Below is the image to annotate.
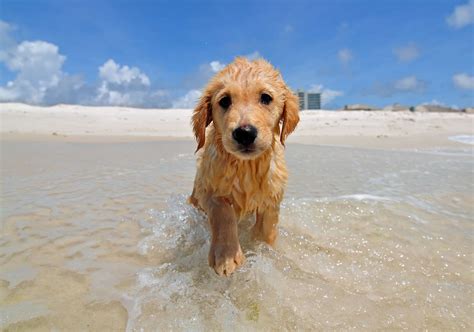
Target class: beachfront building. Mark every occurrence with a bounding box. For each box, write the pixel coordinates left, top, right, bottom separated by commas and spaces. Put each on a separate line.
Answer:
295, 90, 321, 110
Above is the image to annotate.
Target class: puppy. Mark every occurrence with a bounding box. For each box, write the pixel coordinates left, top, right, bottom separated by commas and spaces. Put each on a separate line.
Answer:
189, 57, 299, 276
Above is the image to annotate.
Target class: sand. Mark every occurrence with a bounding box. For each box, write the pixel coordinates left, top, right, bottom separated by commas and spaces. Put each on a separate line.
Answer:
1, 102, 473, 149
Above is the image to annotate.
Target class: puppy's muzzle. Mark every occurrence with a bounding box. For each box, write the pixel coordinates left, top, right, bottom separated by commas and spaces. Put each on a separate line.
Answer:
232, 125, 258, 146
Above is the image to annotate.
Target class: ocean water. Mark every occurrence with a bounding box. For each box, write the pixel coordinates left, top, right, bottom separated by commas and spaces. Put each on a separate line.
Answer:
449, 135, 474, 145
1, 140, 473, 330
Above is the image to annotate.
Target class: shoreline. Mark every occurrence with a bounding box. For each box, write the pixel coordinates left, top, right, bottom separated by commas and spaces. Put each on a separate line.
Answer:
1, 102, 473, 149
2, 133, 472, 151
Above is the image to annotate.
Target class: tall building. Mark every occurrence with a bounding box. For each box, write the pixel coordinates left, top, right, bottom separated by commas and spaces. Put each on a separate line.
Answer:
297, 91, 305, 110
295, 90, 321, 110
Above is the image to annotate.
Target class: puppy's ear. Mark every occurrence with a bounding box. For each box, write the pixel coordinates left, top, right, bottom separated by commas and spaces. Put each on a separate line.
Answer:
280, 88, 300, 145
192, 88, 213, 151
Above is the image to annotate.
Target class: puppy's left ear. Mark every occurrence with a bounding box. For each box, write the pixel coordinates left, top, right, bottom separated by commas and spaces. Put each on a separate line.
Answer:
280, 88, 300, 145
192, 88, 213, 152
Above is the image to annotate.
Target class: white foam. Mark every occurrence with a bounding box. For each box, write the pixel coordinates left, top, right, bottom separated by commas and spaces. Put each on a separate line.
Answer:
448, 135, 474, 145
123, 194, 473, 330
337, 194, 393, 202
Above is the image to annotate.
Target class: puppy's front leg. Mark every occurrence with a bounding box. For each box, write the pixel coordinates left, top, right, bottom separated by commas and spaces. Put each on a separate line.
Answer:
253, 205, 280, 245
206, 196, 245, 276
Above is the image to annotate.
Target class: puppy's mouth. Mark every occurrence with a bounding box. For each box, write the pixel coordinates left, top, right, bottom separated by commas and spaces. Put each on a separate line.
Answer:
230, 143, 265, 160
238, 145, 256, 154
222, 140, 260, 159
222, 134, 266, 160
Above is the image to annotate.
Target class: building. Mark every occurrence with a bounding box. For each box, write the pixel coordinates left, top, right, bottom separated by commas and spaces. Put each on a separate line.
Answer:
295, 90, 321, 110
307, 92, 321, 109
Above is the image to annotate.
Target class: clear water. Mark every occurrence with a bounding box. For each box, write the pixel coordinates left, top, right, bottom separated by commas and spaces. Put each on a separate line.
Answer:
1, 140, 473, 330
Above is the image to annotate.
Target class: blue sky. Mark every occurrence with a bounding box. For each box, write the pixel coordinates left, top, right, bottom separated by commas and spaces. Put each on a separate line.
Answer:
0, 0, 473, 109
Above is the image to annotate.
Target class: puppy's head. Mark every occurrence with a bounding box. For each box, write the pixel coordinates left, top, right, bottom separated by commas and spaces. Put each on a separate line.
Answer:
192, 57, 299, 159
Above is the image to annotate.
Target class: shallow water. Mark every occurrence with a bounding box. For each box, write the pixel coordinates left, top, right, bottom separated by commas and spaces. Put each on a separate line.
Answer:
449, 135, 474, 145
1, 140, 473, 330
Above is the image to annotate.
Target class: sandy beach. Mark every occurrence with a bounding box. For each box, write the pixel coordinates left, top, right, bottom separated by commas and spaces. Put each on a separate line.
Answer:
1, 103, 473, 330
1, 102, 473, 149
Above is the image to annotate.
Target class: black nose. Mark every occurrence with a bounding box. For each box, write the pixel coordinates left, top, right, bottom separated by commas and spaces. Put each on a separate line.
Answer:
232, 125, 258, 146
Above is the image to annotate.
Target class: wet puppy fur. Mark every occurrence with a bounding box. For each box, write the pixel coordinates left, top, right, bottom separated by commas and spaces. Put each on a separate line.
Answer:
189, 57, 299, 276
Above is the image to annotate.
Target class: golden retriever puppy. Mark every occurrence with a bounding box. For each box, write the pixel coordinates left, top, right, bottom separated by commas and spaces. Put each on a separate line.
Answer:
189, 57, 299, 276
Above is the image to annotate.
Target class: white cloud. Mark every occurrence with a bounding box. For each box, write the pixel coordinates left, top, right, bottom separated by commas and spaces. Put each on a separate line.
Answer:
338, 48, 352, 65
370, 76, 427, 97
0, 20, 16, 62
0, 82, 19, 101
93, 59, 171, 107
447, 0, 474, 28
0, 26, 170, 107
0, 22, 92, 105
98, 59, 150, 86
308, 84, 344, 106
0, 20, 12, 41
209, 61, 225, 73
394, 43, 420, 62
201, 60, 224, 74
0, 20, 174, 107
183, 60, 226, 88
5, 41, 65, 74
421, 99, 460, 110
95, 59, 158, 106
0, 40, 67, 104
394, 76, 425, 91
422, 99, 446, 106
243, 51, 262, 61
0, 44, 207, 108
172, 89, 202, 108
453, 73, 474, 90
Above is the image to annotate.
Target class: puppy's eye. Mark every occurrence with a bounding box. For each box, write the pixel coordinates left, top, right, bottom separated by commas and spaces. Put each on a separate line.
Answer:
218, 96, 232, 109
260, 93, 273, 105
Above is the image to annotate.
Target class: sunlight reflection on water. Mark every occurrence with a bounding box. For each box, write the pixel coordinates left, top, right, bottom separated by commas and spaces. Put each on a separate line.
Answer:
1, 141, 473, 330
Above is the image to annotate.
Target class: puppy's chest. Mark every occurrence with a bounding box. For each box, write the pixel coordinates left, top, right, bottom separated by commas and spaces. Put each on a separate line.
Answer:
227, 159, 282, 214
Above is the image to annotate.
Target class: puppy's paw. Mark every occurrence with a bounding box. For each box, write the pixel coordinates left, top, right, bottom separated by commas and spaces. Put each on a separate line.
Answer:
208, 242, 245, 276
251, 225, 277, 246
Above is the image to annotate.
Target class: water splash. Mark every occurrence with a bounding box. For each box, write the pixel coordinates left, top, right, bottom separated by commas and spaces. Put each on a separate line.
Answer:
123, 194, 472, 330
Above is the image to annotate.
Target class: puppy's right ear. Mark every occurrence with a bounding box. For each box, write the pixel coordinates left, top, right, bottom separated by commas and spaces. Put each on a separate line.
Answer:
192, 89, 212, 152
280, 88, 300, 145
